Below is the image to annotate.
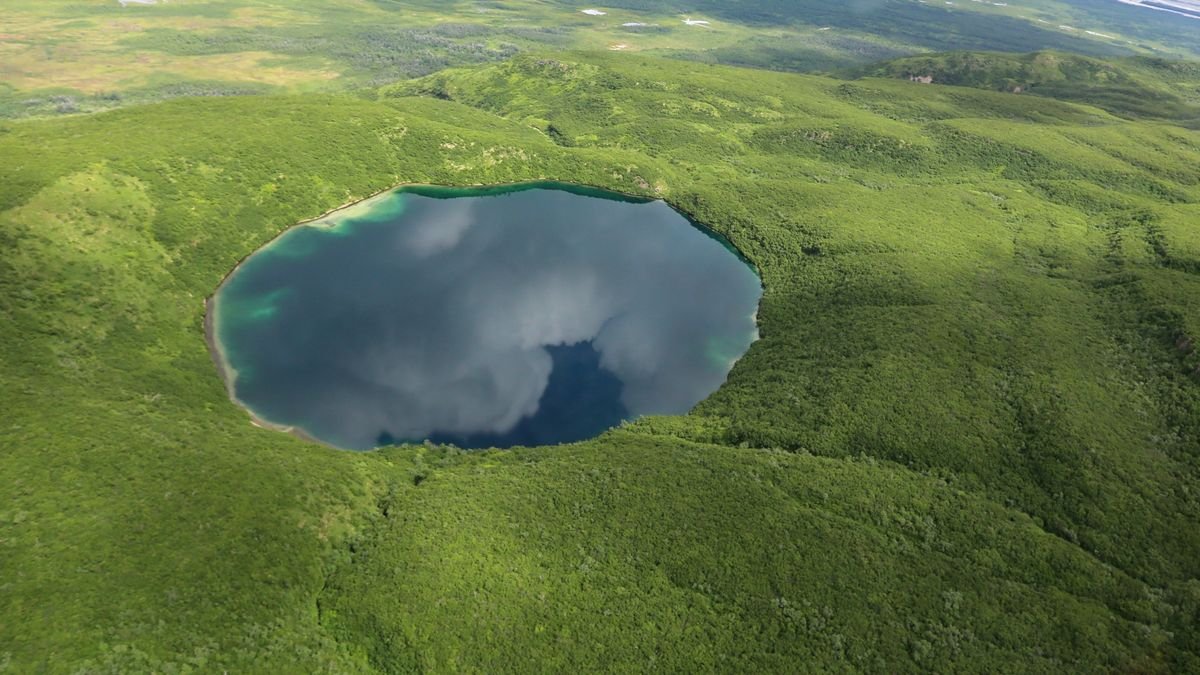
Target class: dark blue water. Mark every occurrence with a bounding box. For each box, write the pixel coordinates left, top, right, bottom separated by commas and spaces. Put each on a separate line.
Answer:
212, 183, 761, 450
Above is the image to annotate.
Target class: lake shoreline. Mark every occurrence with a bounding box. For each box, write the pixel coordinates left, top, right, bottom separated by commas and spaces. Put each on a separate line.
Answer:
202, 179, 764, 452
204, 294, 334, 448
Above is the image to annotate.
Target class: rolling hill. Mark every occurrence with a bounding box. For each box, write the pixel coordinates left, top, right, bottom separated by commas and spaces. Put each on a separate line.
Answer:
862, 50, 1200, 125
2, 51, 1199, 671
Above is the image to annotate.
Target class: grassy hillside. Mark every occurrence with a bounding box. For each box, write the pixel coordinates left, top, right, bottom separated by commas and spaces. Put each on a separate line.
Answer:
862, 50, 1200, 125
2, 52, 1200, 671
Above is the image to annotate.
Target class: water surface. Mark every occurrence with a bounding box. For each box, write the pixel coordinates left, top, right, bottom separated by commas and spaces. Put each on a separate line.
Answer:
212, 183, 761, 450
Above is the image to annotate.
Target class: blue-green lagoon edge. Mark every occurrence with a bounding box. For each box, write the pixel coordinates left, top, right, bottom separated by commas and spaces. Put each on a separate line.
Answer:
209, 182, 762, 450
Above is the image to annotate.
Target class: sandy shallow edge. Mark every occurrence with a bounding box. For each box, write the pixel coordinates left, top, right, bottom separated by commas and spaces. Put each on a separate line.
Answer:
204, 294, 331, 447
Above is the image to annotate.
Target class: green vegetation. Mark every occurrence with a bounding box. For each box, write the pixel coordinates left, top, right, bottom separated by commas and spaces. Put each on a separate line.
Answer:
4, 0, 1199, 119
862, 51, 1200, 126
2, 49, 1199, 671
659, 0, 1200, 58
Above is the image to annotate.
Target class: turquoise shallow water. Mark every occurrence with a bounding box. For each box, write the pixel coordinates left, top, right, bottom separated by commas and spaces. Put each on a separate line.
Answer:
212, 183, 762, 450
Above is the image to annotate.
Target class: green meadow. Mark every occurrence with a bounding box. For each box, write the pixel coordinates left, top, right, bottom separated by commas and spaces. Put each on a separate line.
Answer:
4, 0, 1200, 119
2, 46, 1199, 670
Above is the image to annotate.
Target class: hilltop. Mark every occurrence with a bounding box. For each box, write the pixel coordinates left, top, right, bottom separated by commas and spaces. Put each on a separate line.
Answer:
2, 51, 1199, 671
861, 50, 1200, 125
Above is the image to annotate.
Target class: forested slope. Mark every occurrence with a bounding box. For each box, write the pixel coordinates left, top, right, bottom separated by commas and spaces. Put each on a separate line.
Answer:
862, 50, 1200, 125
1, 53, 1199, 672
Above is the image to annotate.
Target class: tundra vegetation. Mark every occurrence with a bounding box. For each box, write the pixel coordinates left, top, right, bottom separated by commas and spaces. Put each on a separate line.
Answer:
2, 2, 1200, 674
4, 0, 1200, 118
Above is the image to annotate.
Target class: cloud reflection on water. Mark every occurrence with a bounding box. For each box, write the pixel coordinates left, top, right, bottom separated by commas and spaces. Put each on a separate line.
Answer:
217, 186, 761, 450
